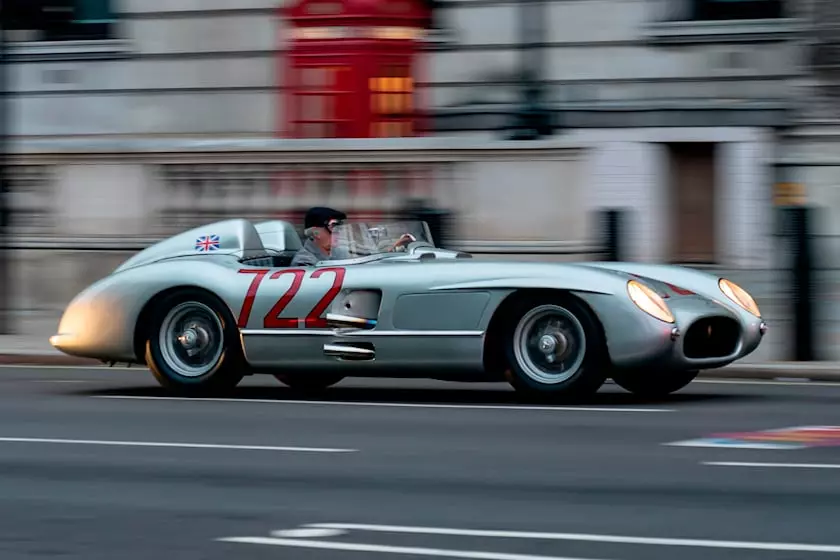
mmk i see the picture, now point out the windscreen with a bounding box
[330,221,434,259]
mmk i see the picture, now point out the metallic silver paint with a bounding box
[52,218,766,384]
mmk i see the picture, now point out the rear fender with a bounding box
[55,257,248,362]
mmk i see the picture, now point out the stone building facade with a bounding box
[7,0,818,266]
[5,0,839,359]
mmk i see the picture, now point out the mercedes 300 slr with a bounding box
[50,218,766,398]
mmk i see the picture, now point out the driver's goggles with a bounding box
[325,219,343,232]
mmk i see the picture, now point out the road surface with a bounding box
[1,365,840,559]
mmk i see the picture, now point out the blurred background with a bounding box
[1,0,838,362]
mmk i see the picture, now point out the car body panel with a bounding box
[51,218,766,378]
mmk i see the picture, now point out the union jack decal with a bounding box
[195,234,220,252]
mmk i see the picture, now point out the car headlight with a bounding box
[719,278,761,317]
[627,280,675,323]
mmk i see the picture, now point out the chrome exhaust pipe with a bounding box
[324,343,375,361]
[326,313,377,330]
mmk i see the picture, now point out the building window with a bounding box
[690,0,784,21]
[6,0,116,41]
[289,64,354,138]
[369,65,415,137]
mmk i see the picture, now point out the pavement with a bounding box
[2,367,840,559]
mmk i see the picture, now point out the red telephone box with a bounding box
[281,0,430,138]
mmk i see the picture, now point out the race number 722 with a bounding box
[236,267,345,329]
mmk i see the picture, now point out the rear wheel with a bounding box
[611,368,698,398]
[273,373,344,393]
[144,289,245,396]
[501,295,608,399]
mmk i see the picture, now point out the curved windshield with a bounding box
[330,220,434,259]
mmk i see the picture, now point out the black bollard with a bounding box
[783,206,816,361]
[601,209,622,262]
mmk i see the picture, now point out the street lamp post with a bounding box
[0,26,10,334]
[507,0,552,140]
[1,0,43,335]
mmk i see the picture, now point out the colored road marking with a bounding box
[665,426,840,450]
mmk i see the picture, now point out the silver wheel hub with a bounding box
[512,304,586,385]
[538,334,556,354]
[537,332,569,363]
[159,302,224,378]
[178,326,209,354]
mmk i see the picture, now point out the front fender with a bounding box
[582,262,763,323]
[429,266,632,296]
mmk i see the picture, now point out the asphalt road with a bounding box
[2,366,840,560]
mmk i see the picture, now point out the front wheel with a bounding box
[144,289,245,396]
[502,295,608,399]
[611,368,698,398]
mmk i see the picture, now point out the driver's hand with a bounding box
[390,233,416,251]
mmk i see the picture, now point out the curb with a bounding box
[0,354,104,366]
[700,365,840,382]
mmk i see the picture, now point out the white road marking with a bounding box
[304,523,840,554]
[705,461,840,470]
[5,364,840,386]
[695,379,840,387]
[217,536,606,560]
[270,528,348,538]
[92,395,673,413]
[665,440,801,449]
[30,380,88,383]
[6,363,840,387]
[0,437,355,453]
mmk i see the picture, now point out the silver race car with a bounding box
[50,218,767,398]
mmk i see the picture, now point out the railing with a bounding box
[7,136,590,240]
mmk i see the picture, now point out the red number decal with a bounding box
[263,269,306,328]
[305,267,346,328]
[237,267,346,329]
[237,269,270,328]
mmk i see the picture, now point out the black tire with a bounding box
[144,288,245,396]
[273,373,345,393]
[501,294,609,399]
[611,368,698,398]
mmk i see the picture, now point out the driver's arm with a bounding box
[388,233,416,252]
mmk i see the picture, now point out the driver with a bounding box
[291,206,418,266]
[291,206,347,266]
